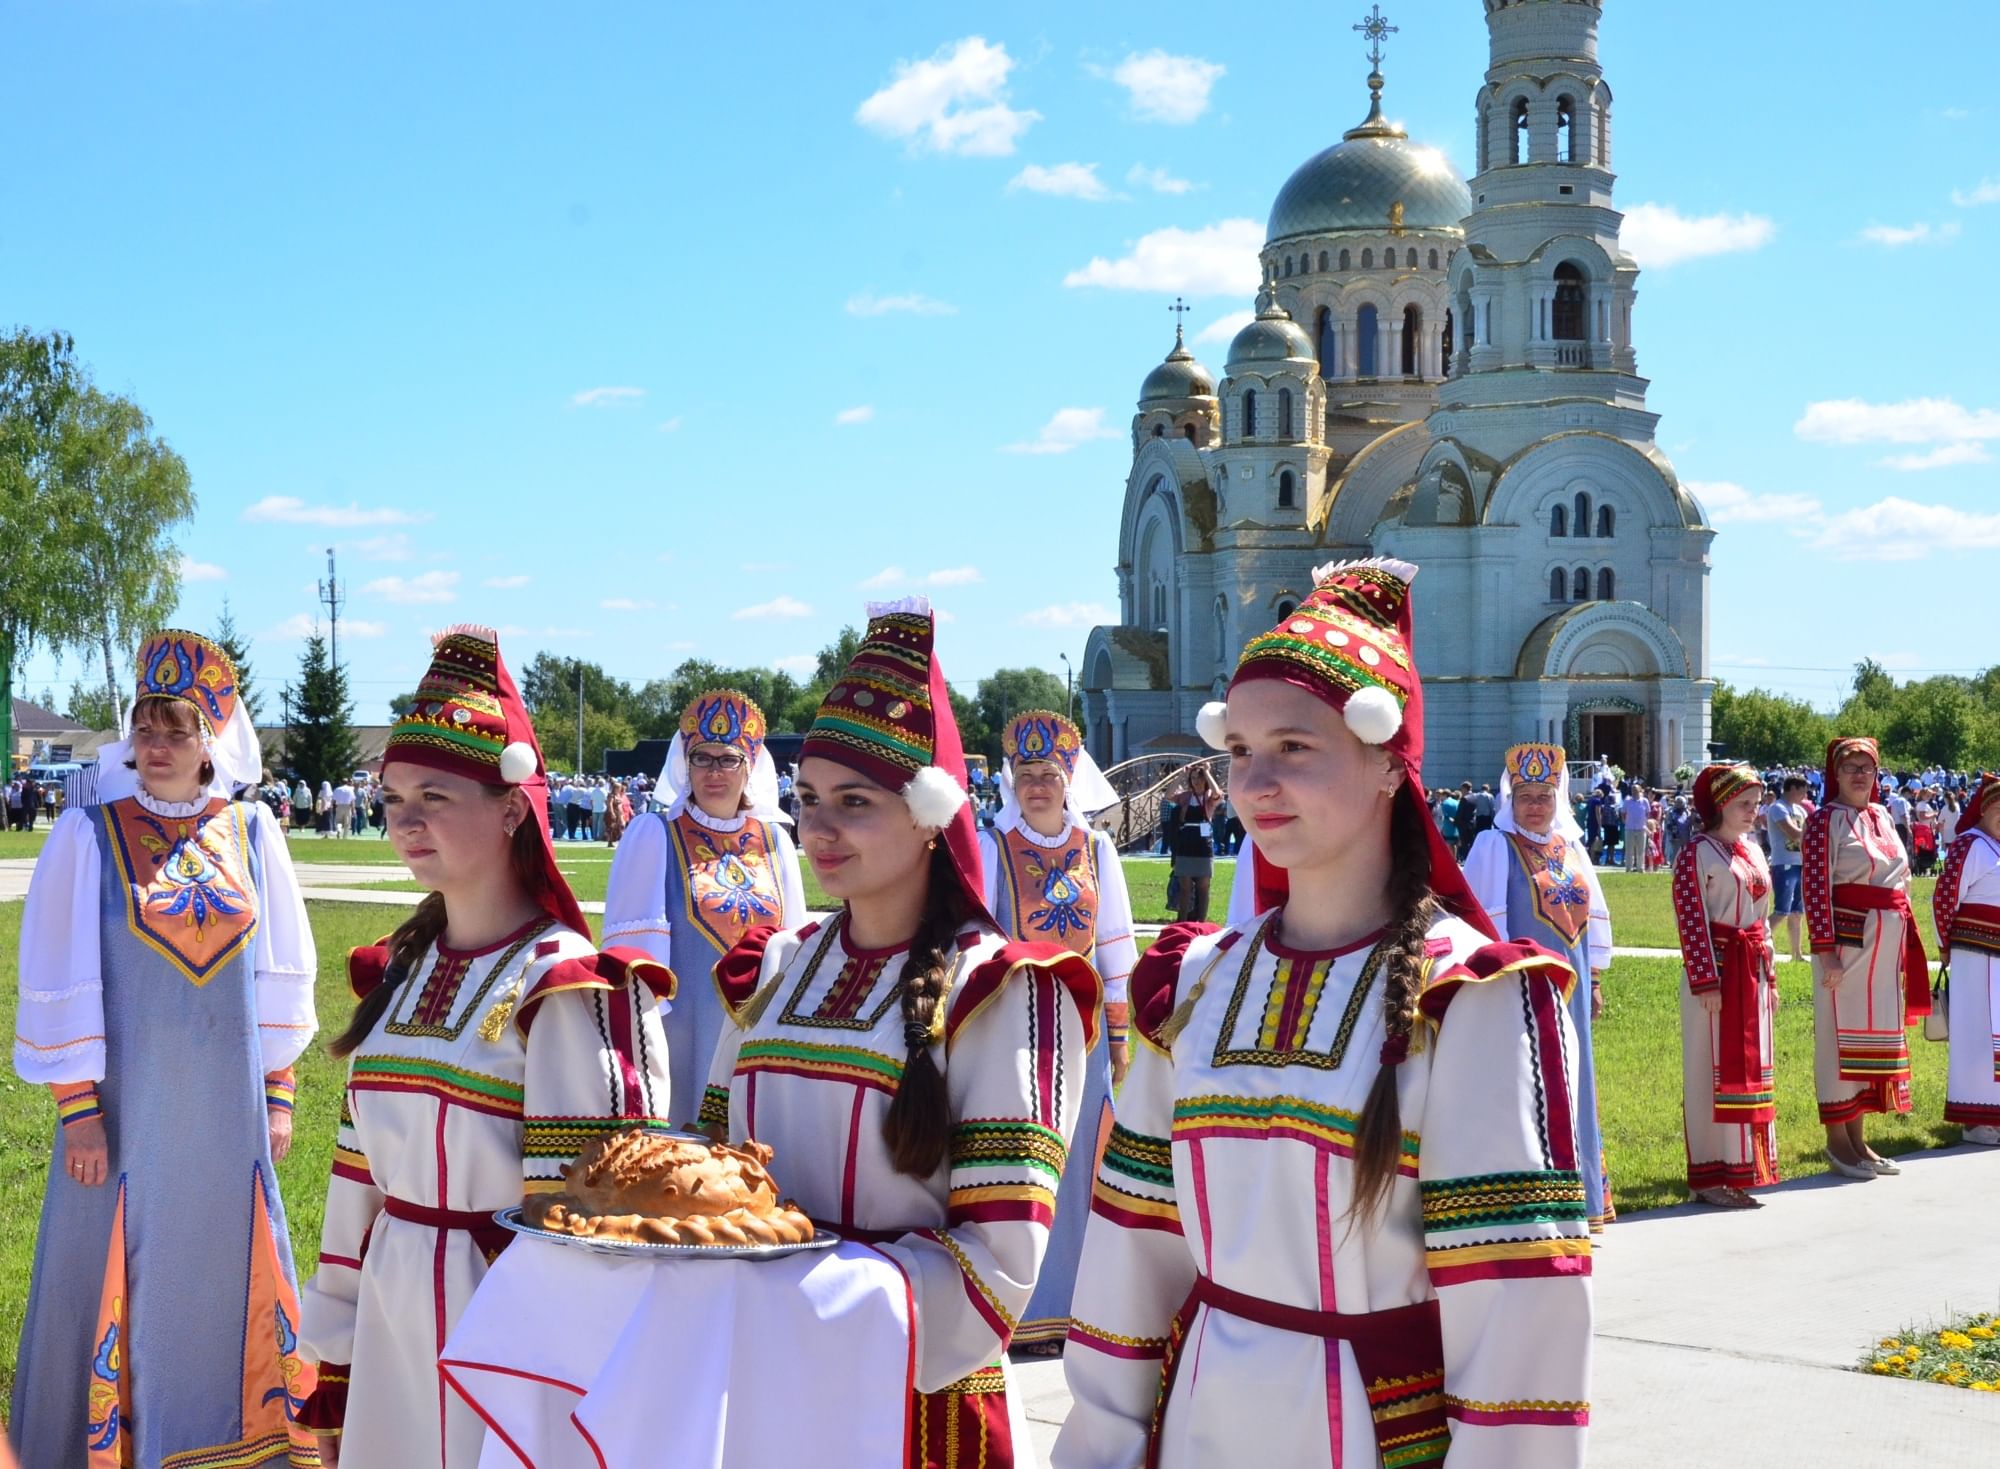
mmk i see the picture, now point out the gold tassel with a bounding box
[738,974,786,1030]
[1158,944,1233,1050]
[478,987,521,1043]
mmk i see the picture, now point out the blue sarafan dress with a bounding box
[1463,824,1616,1228]
[10,794,320,1469]
[978,819,1138,1348]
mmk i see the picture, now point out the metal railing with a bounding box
[1095,752,1230,852]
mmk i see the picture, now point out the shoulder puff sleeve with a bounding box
[518,940,675,1191]
[1416,934,1593,1465]
[1089,830,1139,1020]
[1459,829,1512,936]
[770,822,809,930]
[601,811,674,968]
[1671,842,1722,994]
[13,808,105,1085]
[247,801,318,1073]
[1573,839,1613,971]
[976,829,1003,922]
[1051,929,1210,1469]
[1802,806,1837,953]
[877,940,1096,1393]
[702,923,814,1133]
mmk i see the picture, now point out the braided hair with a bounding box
[1347,789,1439,1224]
[880,840,969,1177]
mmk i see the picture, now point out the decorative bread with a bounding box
[521,1130,816,1247]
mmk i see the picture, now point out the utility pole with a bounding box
[575,664,585,775]
[318,547,344,677]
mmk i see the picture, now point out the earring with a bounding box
[503,822,517,837]
[927,838,938,850]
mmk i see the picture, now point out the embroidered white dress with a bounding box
[297,922,672,1469]
[1055,914,1593,1469]
[1935,829,2000,1129]
[702,918,1098,1469]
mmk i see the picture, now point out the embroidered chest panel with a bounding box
[101,798,258,986]
[1724,845,1770,907]
[669,812,784,952]
[1508,833,1591,946]
[383,927,553,1044]
[1208,918,1381,1072]
[996,827,1098,956]
[777,922,905,1032]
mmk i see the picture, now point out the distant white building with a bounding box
[1082,0,1713,784]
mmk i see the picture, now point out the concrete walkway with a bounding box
[1010,1143,2000,1463]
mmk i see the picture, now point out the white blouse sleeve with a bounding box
[976,829,1002,920]
[601,812,674,968]
[1224,835,1259,928]
[770,822,809,928]
[1576,841,1613,972]
[1090,830,1139,1011]
[1459,828,1513,935]
[13,809,106,1085]
[249,802,319,1072]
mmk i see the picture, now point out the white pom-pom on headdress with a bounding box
[1310,556,1418,587]
[902,764,968,829]
[1196,701,1230,751]
[1342,685,1404,745]
[499,741,539,785]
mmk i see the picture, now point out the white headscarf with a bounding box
[655,730,791,825]
[1495,750,1584,844]
[995,746,1119,837]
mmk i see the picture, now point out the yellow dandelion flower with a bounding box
[1970,1327,1995,1340]
[1881,1338,1904,1350]
[1940,1331,1975,1350]
[1972,1381,1995,1392]
[1871,1362,1893,1374]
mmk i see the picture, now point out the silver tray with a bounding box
[494,1206,841,1261]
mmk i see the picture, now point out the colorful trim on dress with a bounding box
[348,1056,525,1118]
[1209,917,1379,1070]
[100,799,258,986]
[1418,1171,1587,1233]
[55,1082,102,1127]
[1173,1093,1418,1174]
[668,813,785,954]
[994,826,1099,955]
[734,1038,906,1095]
[697,1084,732,1132]
[264,1075,296,1112]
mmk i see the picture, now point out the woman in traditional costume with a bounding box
[1671,764,1780,1207]
[297,627,673,1468]
[11,630,320,1469]
[1054,561,1592,1469]
[1462,742,1615,1229]
[1934,772,2000,1145]
[976,709,1138,1354]
[604,688,805,1125]
[702,601,1099,1468]
[1804,736,1929,1179]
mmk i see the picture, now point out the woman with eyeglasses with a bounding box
[604,688,806,1126]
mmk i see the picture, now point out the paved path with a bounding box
[1010,1143,2000,1463]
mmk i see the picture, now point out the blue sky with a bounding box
[8,0,1998,721]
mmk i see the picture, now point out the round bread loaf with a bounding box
[521,1129,816,1247]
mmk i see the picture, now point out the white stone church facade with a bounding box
[1081,0,1713,785]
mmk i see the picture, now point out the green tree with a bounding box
[213,597,265,725]
[778,626,864,732]
[1708,681,1830,766]
[386,690,421,720]
[1881,677,1987,771]
[51,385,196,730]
[532,705,639,776]
[971,667,1071,765]
[284,630,358,787]
[1851,658,1895,707]
[65,679,118,730]
[0,328,84,765]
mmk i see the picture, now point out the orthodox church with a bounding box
[1081,0,1713,785]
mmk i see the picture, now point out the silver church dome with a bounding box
[1227,289,1315,369]
[1265,75,1471,245]
[1140,327,1217,402]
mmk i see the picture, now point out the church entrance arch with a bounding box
[1570,699,1646,777]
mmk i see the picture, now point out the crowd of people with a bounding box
[3,775,60,831]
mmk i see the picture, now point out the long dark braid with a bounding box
[880,840,968,1177]
[1347,790,1439,1224]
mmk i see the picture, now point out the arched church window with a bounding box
[1152,424,1164,437]
[1550,503,1568,537]
[1318,251,1329,271]
[1597,567,1615,601]
[1573,490,1593,535]
[1550,568,1568,602]
[1153,582,1167,625]
[1184,422,1199,444]
[1339,248,1351,270]
[1513,97,1531,165]
[1284,256,1294,278]
[1241,389,1257,438]
[1278,388,1294,438]
[1361,248,1374,269]
[1316,307,1337,380]
[1557,96,1575,163]
[1406,248,1418,269]
[1357,304,1379,377]
[1553,262,1587,341]
[1278,469,1296,507]
[1429,248,1440,270]
[1572,566,1590,602]
[1462,295,1476,347]
[1597,504,1614,537]
[1402,304,1422,376]
[1441,309,1454,374]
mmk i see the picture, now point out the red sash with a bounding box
[1947,901,2000,959]
[1832,883,1932,1019]
[1147,1276,1448,1468]
[1707,920,1775,1125]
[382,1195,513,1258]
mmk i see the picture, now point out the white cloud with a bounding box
[926,566,981,586]
[570,386,645,407]
[835,404,876,426]
[733,596,815,621]
[264,613,386,640]
[859,565,906,589]
[178,554,226,582]
[1617,203,1776,268]
[1683,480,1821,526]
[658,416,683,433]
[1019,601,1114,628]
[773,654,818,677]
[1102,51,1224,125]
[1063,218,1263,295]
[1195,310,1254,346]
[846,291,957,317]
[1859,220,1961,246]
[1794,397,2000,445]
[1951,177,2000,206]
[1127,163,1195,195]
[859,564,980,589]
[1008,162,1114,201]
[600,597,655,612]
[1811,496,2000,561]
[242,495,427,529]
[363,570,459,604]
[1878,443,1992,472]
[482,574,532,589]
[854,36,1039,157]
[541,626,590,639]
[350,532,412,561]
[345,619,389,638]
[1003,407,1121,455]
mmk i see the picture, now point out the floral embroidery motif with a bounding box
[999,828,1098,956]
[87,1298,123,1458]
[102,799,258,986]
[670,813,782,952]
[1508,833,1590,946]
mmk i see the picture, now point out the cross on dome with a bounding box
[1354,4,1397,70]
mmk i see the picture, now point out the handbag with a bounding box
[1165,873,1181,911]
[1924,970,1950,1043]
